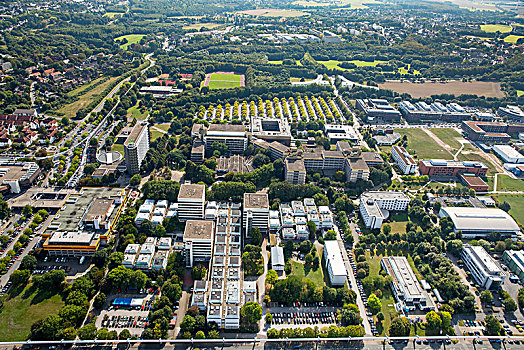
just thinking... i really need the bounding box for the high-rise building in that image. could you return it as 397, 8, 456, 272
183, 220, 214, 267
243, 193, 269, 236
285, 158, 306, 184
124, 122, 149, 175
177, 184, 206, 222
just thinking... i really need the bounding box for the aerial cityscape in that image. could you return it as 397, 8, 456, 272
0, 0, 523, 348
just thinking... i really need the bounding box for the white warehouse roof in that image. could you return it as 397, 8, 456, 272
439, 207, 519, 234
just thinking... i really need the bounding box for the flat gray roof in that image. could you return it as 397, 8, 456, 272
440, 207, 519, 232
244, 193, 269, 209
178, 184, 205, 200
184, 220, 214, 240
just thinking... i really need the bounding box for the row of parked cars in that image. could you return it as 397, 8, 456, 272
269, 312, 337, 325
102, 315, 148, 329
33, 265, 71, 275
0, 281, 12, 294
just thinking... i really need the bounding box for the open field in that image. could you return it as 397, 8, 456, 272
237, 9, 309, 17
480, 24, 512, 33
103, 12, 124, 18
293, 0, 382, 8
518, 90, 524, 97
430, 128, 476, 151
366, 252, 396, 336
58, 76, 119, 117
491, 195, 524, 226
182, 23, 223, 30
386, 212, 409, 234
203, 72, 244, 90
290, 259, 324, 286
503, 35, 524, 43
111, 143, 124, 156
497, 175, 524, 192
379, 81, 504, 98
154, 123, 171, 132
318, 59, 387, 70
150, 130, 164, 142
114, 34, 145, 50
127, 103, 149, 120
268, 60, 302, 66
0, 285, 64, 341
395, 128, 452, 159
398, 64, 421, 75
66, 77, 106, 98
456, 152, 499, 173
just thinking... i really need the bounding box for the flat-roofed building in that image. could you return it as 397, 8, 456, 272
271, 246, 285, 272
268, 141, 290, 161
216, 155, 253, 175
124, 122, 149, 175
382, 256, 434, 311
399, 101, 442, 122
324, 124, 358, 143
359, 191, 410, 229
493, 145, 524, 164
373, 132, 401, 146
177, 184, 205, 222
285, 158, 306, 185
419, 159, 488, 178
498, 105, 524, 123
345, 158, 370, 182
462, 244, 505, 289
356, 99, 402, 123
183, 220, 214, 267
461, 121, 511, 144
323, 241, 346, 286
503, 250, 524, 283
0, 160, 40, 193
251, 118, 292, 145
459, 173, 488, 192
439, 207, 520, 238
204, 124, 248, 154
243, 193, 269, 235
361, 152, 384, 167
43, 187, 127, 256
191, 141, 205, 165
391, 146, 417, 175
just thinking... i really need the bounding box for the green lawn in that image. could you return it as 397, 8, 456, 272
150, 130, 164, 142
103, 12, 124, 18
317, 59, 387, 71
114, 34, 145, 50
504, 35, 524, 43
66, 77, 105, 98
127, 103, 149, 120
497, 175, 524, 192
290, 260, 324, 285
456, 152, 499, 174
111, 143, 124, 156
430, 128, 464, 150
518, 90, 524, 97
386, 212, 409, 234
480, 24, 512, 33
58, 76, 119, 117
154, 123, 171, 132
395, 128, 452, 160
491, 195, 524, 226
0, 285, 64, 341
207, 73, 242, 90
268, 60, 302, 66
397, 64, 421, 75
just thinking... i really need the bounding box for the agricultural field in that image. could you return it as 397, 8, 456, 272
114, 34, 145, 50
480, 24, 512, 33
195, 95, 350, 124
237, 9, 309, 17
182, 22, 224, 30
491, 195, 524, 226
503, 35, 524, 43
518, 90, 524, 97
379, 81, 504, 98
58, 76, 119, 117
317, 60, 387, 70
66, 77, 106, 98
0, 285, 64, 341
203, 72, 244, 90
103, 12, 124, 18
268, 60, 302, 66
395, 128, 452, 159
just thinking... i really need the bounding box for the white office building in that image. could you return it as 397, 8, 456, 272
183, 220, 214, 267
492, 145, 524, 164
177, 184, 206, 222
323, 241, 347, 286
124, 122, 149, 175
391, 146, 417, 175
359, 191, 410, 229
461, 244, 505, 290
271, 246, 285, 272
243, 193, 269, 235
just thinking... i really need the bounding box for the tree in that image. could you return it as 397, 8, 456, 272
389, 317, 411, 336
195, 330, 205, 339
119, 329, 132, 340
480, 290, 493, 304
180, 315, 195, 333
20, 255, 37, 271
9, 269, 30, 285
208, 330, 219, 339
324, 230, 337, 240
77, 323, 98, 340
266, 269, 278, 285
340, 308, 361, 326
425, 311, 442, 332
249, 227, 262, 245
94, 293, 107, 309
446, 240, 463, 256
162, 280, 182, 302
484, 315, 502, 335
30, 314, 62, 340
503, 297, 518, 312
22, 204, 33, 217
266, 313, 273, 323
130, 174, 142, 187
191, 265, 207, 280
240, 302, 262, 326
367, 293, 382, 315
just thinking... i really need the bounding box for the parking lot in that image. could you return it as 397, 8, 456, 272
34, 255, 90, 277
268, 310, 337, 327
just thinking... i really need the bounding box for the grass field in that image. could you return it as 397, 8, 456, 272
395, 128, 452, 159
205, 73, 242, 90
182, 23, 223, 30
379, 81, 504, 98
103, 12, 124, 18
268, 60, 302, 66
398, 64, 421, 75
292, 0, 381, 8
0, 285, 64, 341
318, 59, 387, 70
503, 35, 524, 43
58, 76, 119, 117
127, 103, 149, 120
456, 152, 498, 174
111, 143, 124, 156
480, 24, 512, 33
518, 90, 524, 97
386, 212, 409, 234
497, 175, 524, 192
114, 34, 145, 50
66, 77, 105, 98
491, 195, 524, 226
290, 260, 324, 285
150, 130, 164, 142
237, 9, 309, 17
430, 128, 471, 150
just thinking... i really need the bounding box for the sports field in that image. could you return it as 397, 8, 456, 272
114, 34, 145, 50
379, 81, 504, 98
203, 72, 244, 90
